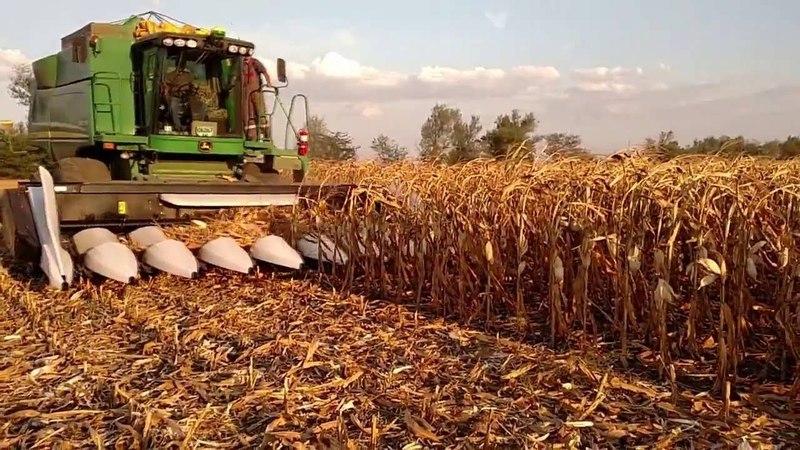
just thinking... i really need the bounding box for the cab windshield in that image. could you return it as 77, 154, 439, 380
157, 47, 242, 137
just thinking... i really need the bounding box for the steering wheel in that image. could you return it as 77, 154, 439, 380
171, 83, 199, 100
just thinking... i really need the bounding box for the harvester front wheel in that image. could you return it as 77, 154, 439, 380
52, 157, 112, 183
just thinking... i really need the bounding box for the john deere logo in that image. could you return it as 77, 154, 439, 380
198, 140, 212, 153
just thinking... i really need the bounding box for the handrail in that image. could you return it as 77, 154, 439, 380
284, 94, 308, 150
246, 85, 308, 151
90, 71, 125, 135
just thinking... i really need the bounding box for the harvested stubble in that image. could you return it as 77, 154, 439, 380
305, 155, 800, 397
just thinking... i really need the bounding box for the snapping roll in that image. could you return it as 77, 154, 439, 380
129, 226, 199, 279
72, 228, 138, 284
198, 237, 255, 274
296, 233, 349, 266
250, 235, 305, 270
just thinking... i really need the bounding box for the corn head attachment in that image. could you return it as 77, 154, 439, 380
0, 166, 356, 289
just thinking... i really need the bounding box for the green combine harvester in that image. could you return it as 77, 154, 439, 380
0, 12, 353, 289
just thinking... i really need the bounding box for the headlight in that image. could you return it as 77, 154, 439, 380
174, 38, 186, 47
228, 44, 238, 53
186, 39, 197, 48
239, 47, 248, 55
162, 37, 174, 46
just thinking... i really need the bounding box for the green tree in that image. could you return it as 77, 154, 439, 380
7, 64, 32, 108
419, 104, 485, 164
778, 136, 800, 158
450, 114, 484, 163
0, 128, 48, 179
305, 115, 358, 161
483, 109, 538, 157
419, 104, 461, 163
370, 133, 408, 164
536, 132, 588, 158
642, 130, 682, 158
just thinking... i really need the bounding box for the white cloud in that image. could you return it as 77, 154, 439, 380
577, 82, 636, 93
0, 48, 30, 123
312, 52, 407, 86
311, 52, 370, 79
484, 11, 508, 29
573, 66, 643, 81
0, 48, 30, 78
417, 66, 506, 83
659, 62, 671, 71
511, 66, 561, 81
570, 65, 666, 94
258, 51, 560, 104
360, 104, 383, 118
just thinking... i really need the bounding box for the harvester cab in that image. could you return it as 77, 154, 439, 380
0, 12, 354, 289
26, 11, 309, 185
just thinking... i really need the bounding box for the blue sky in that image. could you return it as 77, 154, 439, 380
1, 0, 798, 155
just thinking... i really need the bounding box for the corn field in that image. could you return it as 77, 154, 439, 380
301, 153, 800, 395
3, 153, 800, 447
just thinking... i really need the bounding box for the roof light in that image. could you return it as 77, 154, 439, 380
186, 39, 197, 48
162, 37, 174, 46
228, 44, 239, 53
239, 47, 248, 55
174, 38, 186, 47
248, 48, 254, 55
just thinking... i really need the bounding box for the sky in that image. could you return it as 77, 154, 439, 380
1, 0, 799, 157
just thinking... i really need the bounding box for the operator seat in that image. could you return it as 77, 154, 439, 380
163, 63, 206, 131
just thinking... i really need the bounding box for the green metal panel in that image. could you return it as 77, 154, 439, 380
149, 135, 245, 155
88, 35, 137, 136
49, 80, 92, 138
95, 134, 148, 144
244, 140, 301, 156
55, 49, 91, 86
28, 86, 52, 136
146, 160, 232, 180
32, 55, 58, 88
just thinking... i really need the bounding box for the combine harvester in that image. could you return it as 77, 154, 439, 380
0, 12, 353, 289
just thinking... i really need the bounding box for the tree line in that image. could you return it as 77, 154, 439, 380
640, 130, 800, 160
307, 103, 589, 164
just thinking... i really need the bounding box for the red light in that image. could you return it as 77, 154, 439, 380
297, 129, 309, 156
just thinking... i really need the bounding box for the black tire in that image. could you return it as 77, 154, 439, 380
52, 157, 112, 183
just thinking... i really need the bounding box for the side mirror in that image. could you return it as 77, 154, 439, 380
277, 58, 287, 83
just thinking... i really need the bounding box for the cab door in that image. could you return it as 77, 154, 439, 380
141, 48, 160, 133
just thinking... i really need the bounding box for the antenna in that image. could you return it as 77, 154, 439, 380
110, 10, 201, 30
